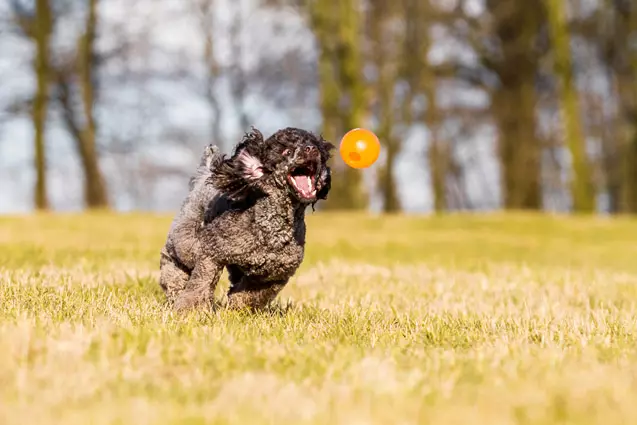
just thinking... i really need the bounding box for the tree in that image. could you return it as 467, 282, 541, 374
11, 0, 110, 210
400, 0, 448, 212
367, 0, 401, 212
33, 0, 52, 210
440, 0, 547, 210
10, 0, 53, 210
488, 1, 546, 210
614, 2, 637, 213
73, 0, 109, 208
191, 0, 224, 149
580, 0, 637, 213
309, 0, 368, 210
546, 0, 594, 212
227, 0, 251, 134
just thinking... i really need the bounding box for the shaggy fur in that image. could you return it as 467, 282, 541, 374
159, 144, 221, 302
159, 127, 334, 312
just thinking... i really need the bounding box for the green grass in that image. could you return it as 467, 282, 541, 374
1, 211, 637, 424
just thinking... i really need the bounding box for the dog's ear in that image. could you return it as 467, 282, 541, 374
316, 135, 336, 162
237, 148, 264, 180
210, 127, 267, 200
234, 127, 266, 180
316, 166, 331, 200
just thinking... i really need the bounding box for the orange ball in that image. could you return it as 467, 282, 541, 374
339, 128, 381, 169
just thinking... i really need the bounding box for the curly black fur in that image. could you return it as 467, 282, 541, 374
159, 127, 334, 312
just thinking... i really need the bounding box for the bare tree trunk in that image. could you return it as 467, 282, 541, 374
310, 0, 339, 143
333, 0, 367, 210
32, 0, 53, 210
229, 0, 251, 133
399, 0, 447, 212
591, 0, 630, 213
378, 137, 400, 212
623, 129, 637, 212
618, 6, 637, 213
546, 0, 594, 212
493, 82, 542, 210
193, 0, 224, 149
618, 81, 637, 213
76, 0, 109, 209
424, 75, 447, 213
311, 0, 368, 210
369, 0, 400, 213
488, 0, 544, 210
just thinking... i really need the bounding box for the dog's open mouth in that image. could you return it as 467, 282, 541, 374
287, 165, 317, 200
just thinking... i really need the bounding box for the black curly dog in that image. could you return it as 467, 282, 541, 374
159, 127, 334, 312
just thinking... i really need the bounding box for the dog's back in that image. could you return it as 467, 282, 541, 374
162, 145, 222, 271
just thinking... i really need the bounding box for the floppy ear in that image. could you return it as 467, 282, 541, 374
316, 136, 336, 162
237, 148, 264, 180
316, 166, 331, 200
209, 128, 266, 201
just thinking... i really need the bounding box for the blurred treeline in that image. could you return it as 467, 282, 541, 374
1, 0, 636, 214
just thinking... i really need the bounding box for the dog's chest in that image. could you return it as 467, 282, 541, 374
211, 206, 307, 281
230, 223, 305, 281
245, 241, 304, 281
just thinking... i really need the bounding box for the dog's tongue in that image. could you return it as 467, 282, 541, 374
293, 175, 311, 195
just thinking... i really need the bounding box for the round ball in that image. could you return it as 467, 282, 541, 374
339, 128, 381, 169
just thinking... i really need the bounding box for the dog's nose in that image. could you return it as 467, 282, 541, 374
305, 145, 318, 157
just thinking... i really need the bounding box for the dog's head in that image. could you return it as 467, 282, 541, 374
210, 127, 334, 206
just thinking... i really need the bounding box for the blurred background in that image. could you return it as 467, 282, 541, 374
0, 0, 635, 215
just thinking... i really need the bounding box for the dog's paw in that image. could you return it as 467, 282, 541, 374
172, 294, 200, 313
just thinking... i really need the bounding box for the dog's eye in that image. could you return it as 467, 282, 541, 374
282, 149, 290, 156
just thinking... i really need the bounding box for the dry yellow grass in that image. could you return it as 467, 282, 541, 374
1, 212, 637, 424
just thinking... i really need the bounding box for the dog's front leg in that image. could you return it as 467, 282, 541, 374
226, 278, 288, 311
173, 256, 222, 312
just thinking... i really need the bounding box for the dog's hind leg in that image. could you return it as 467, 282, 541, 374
173, 256, 222, 312
159, 248, 190, 304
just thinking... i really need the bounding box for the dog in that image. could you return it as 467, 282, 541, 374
159, 127, 334, 312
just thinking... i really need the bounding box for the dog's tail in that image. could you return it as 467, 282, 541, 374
188, 144, 221, 191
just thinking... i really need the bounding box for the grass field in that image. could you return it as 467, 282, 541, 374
1, 212, 637, 425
